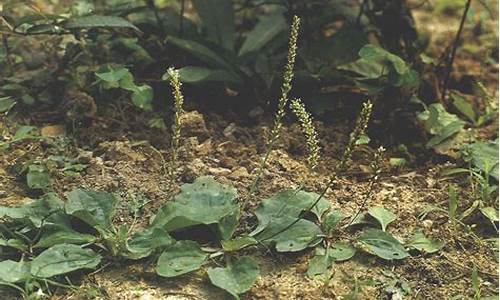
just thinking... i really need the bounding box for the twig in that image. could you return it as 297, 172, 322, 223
146, 0, 164, 36
441, 0, 472, 101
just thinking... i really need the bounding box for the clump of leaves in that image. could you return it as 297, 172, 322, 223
151, 176, 239, 240
161, 1, 289, 87
95, 65, 153, 111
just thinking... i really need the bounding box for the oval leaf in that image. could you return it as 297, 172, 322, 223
358, 228, 409, 260
30, 244, 101, 278
63, 15, 139, 31
0, 260, 31, 283
367, 207, 397, 231
238, 13, 286, 57
65, 189, 118, 232
156, 240, 207, 278
207, 257, 259, 300
407, 231, 444, 254
151, 176, 239, 240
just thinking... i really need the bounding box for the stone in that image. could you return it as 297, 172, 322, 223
228, 167, 250, 179
208, 167, 232, 176
41, 125, 66, 137
180, 111, 209, 141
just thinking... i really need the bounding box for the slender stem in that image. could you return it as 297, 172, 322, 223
146, 0, 164, 36
346, 175, 377, 227
441, 0, 472, 101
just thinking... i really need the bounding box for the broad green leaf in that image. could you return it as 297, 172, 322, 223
12, 126, 37, 142
156, 240, 207, 278
167, 36, 232, 70
480, 207, 499, 222
34, 225, 96, 248
26, 164, 51, 190
238, 13, 286, 57
63, 15, 139, 31
65, 189, 118, 232
307, 243, 355, 277
451, 93, 476, 123
222, 235, 258, 252
252, 189, 330, 236
407, 231, 444, 254
30, 244, 101, 278
192, 0, 235, 51
124, 227, 175, 259
162, 66, 242, 84
322, 210, 343, 235
462, 140, 499, 180
207, 256, 259, 300
0, 96, 16, 113
307, 252, 331, 277
131, 85, 153, 111
95, 66, 131, 89
339, 57, 385, 79
253, 216, 322, 252
0, 260, 31, 283
359, 44, 408, 75
0, 193, 66, 228
426, 121, 464, 148
0, 238, 28, 251
151, 177, 239, 240
329, 242, 356, 261
418, 103, 465, 136
367, 207, 397, 231
358, 228, 409, 260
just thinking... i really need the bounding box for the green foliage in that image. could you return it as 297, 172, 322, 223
63, 15, 140, 31
162, 8, 289, 87
418, 103, 466, 148
156, 240, 207, 278
0, 260, 30, 283
26, 164, 51, 190
207, 257, 260, 300
251, 190, 328, 252
0, 96, 16, 113
66, 189, 118, 234
322, 210, 343, 235
2, 11, 138, 35
192, 0, 235, 51
407, 231, 444, 254
151, 176, 239, 240
357, 228, 409, 260
124, 227, 174, 259
367, 207, 396, 232
462, 140, 499, 180
30, 244, 101, 278
307, 243, 356, 277
339, 44, 419, 92
95, 65, 153, 110
221, 236, 258, 252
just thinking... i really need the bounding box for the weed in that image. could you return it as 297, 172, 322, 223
167, 67, 185, 184
290, 98, 321, 172
248, 15, 301, 196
